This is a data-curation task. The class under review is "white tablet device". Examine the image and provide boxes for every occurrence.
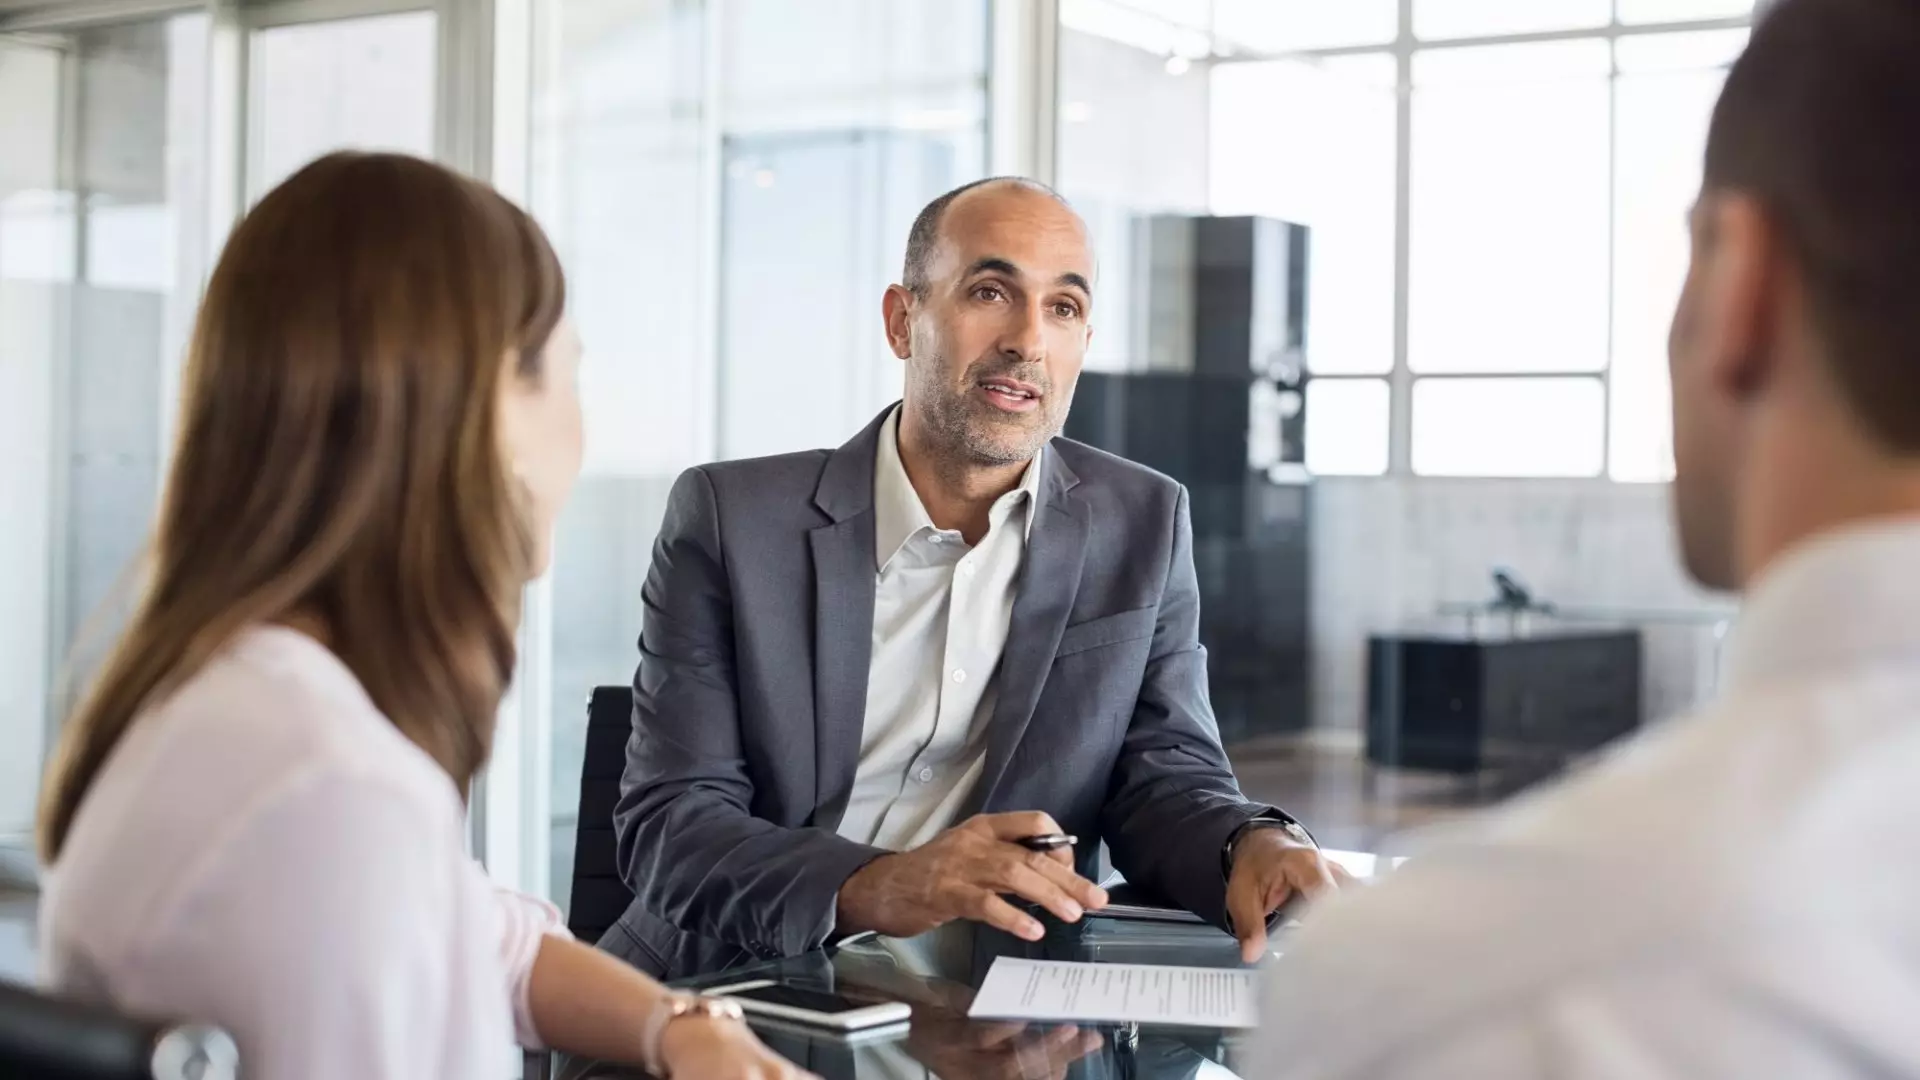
[702,980,913,1032]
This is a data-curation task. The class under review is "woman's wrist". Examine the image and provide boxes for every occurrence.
[640,992,744,1077]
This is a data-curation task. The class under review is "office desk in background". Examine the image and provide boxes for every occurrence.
[1367,628,1643,775]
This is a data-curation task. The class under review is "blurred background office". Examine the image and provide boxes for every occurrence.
[2,0,1760,977]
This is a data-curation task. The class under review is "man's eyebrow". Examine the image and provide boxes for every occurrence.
[962,258,1092,297]
[963,256,1020,278]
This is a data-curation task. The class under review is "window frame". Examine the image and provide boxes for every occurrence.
[1206,1,1755,481]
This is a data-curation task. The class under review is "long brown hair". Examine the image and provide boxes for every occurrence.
[38,151,566,861]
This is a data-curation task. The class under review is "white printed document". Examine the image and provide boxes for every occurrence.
[966,958,1260,1029]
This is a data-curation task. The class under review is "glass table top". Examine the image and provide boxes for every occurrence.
[557,917,1260,1080]
[554,851,1391,1079]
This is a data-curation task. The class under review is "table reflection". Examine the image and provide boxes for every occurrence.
[557,851,1392,1080]
[558,918,1252,1080]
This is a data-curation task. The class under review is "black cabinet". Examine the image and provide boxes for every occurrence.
[1064,216,1312,744]
[1366,630,1643,773]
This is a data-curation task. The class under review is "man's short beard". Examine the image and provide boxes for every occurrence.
[908,359,1057,471]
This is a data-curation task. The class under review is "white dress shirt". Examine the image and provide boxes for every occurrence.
[41,625,569,1079]
[1257,518,1920,1080]
[834,407,1040,853]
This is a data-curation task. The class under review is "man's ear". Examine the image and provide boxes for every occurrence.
[882,284,915,360]
[1697,193,1784,402]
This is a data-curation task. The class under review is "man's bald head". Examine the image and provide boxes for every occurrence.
[902,177,1079,298]
[882,175,1095,472]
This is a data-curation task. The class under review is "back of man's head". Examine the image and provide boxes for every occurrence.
[1670,0,1920,591]
[1705,0,1920,453]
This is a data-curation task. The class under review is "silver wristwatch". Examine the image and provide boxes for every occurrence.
[1222,815,1316,878]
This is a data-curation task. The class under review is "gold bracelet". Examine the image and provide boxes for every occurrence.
[639,992,745,1078]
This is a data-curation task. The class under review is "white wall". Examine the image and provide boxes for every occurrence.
[0,284,56,840]
[247,12,437,199]
[0,39,63,842]
[60,286,167,694]
[1309,476,1736,735]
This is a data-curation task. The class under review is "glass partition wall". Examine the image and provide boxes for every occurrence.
[0,0,1002,906]
[0,0,470,866]
[528,0,992,915]
[0,10,211,847]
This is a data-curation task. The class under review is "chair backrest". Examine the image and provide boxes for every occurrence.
[0,981,238,1080]
[567,686,638,946]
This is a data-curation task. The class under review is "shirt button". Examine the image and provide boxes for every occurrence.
[916,767,934,783]
[929,533,947,545]
[952,669,967,684]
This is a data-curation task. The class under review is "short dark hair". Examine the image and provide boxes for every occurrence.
[901,176,1070,297]
[1705,0,1920,452]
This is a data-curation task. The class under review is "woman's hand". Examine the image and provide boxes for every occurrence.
[658,1014,816,1080]
[525,935,814,1079]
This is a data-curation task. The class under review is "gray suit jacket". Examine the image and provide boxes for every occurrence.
[601,407,1286,979]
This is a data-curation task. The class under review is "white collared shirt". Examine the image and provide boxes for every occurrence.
[1257,518,1920,1080]
[835,407,1041,853]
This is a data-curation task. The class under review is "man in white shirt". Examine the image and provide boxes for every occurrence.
[605,177,1346,980]
[1257,1,1920,1075]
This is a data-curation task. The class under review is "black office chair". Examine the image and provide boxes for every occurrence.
[567,686,638,947]
[0,981,237,1080]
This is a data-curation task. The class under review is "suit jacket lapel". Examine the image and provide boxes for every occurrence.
[807,408,889,829]
[966,448,1088,815]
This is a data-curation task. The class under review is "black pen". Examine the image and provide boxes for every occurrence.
[1016,833,1077,852]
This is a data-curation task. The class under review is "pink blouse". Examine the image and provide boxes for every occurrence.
[41,626,570,1077]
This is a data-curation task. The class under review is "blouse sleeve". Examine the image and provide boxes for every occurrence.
[481,873,575,1048]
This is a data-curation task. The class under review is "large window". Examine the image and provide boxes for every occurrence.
[1404,23,1747,480]
[1085,0,1754,479]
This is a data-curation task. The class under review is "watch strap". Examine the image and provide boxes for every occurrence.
[1220,813,1316,881]
[639,992,744,1078]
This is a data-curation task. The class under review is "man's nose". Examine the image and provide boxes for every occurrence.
[997,300,1048,364]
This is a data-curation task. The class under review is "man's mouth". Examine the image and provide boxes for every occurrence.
[977,376,1043,412]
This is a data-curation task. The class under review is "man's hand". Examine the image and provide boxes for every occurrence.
[906,1016,1104,1080]
[1226,828,1355,963]
[837,812,1109,941]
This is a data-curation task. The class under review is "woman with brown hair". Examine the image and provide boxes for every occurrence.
[35,152,806,1080]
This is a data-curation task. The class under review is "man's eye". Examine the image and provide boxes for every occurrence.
[1053,302,1081,319]
[975,284,1006,302]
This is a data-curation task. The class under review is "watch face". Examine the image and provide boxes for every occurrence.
[1243,820,1309,851]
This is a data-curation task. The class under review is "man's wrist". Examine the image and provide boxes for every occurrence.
[834,851,895,938]
[1221,814,1315,879]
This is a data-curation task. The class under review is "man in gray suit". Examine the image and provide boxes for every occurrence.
[604,177,1346,980]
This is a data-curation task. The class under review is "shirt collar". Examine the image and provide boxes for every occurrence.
[873,406,1043,572]
[1723,515,1920,692]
